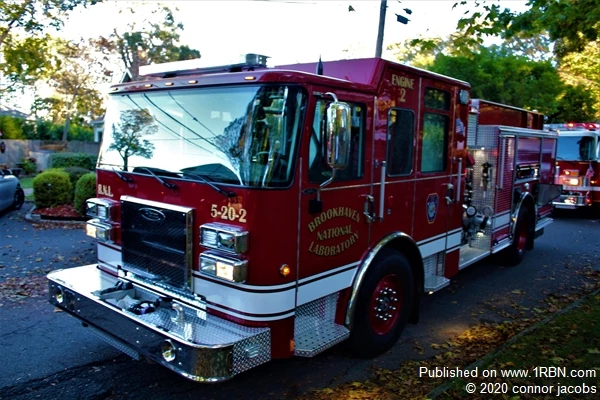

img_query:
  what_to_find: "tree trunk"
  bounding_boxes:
[62,112,71,141]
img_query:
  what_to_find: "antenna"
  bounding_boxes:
[316,55,323,76]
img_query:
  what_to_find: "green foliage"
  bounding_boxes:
[0,115,95,140]
[20,158,36,175]
[0,115,24,139]
[0,1,99,92]
[548,85,597,123]
[48,39,108,141]
[62,166,91,196]
[427,45,563,116]
[559,41,600,120]
[33,169,72,208]
[74,172,96,216]
[108,109,156,171]
[453,0,600,58]
[51,152,97,170]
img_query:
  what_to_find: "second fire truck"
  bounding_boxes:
[545,123,600,212]
[47,55,559,381]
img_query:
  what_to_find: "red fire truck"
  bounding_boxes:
[47,55,559,382]
[544,123,600,211]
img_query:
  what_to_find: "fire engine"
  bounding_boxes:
[47,54,559,382]
[544,123,600,211]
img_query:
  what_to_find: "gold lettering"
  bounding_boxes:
[309,232,359,257]
[391,74,414,89]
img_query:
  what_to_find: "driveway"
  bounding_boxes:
[0,205,598,400]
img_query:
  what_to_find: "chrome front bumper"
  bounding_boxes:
[47,265,270,382]
[552,193,591,209]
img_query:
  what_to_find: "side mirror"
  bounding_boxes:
[311,93,353,213]
[325,95,352,171]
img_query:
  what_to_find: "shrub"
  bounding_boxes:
[51,152,97,170]
[63,166,90,196]
[74,173,96,215]
[33,169,72,208]
[0,116,24,139]
[21,157,37,175]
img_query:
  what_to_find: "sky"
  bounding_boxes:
[5,0,530,112]
[59,0,530,69]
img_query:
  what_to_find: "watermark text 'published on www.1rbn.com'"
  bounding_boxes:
[419,366,598,397]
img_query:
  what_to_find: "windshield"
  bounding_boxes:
[556,135,599,161]
[97,85,306,188]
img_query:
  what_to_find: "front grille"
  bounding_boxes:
[121,196,193,290]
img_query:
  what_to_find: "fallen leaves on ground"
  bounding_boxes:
[297,267,600,400]
[0,275,47,303]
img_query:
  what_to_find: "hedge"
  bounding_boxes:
[63,166,91,196]
[51,152,97,170]
[33,170,72,208]
[74,173,97,216]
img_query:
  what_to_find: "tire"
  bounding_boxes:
[349,249,414,358]
[12,187,25,210]
[504,207,530,266]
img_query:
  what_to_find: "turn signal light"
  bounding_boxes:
[279,264,291,277]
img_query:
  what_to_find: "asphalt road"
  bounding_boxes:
[0,204,598,400]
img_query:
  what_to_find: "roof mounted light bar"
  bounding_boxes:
[139,54,270,78]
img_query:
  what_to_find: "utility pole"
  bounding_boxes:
[375,0,387,58]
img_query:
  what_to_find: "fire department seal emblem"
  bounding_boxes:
[426,193,438,224]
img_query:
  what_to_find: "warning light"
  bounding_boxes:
[280,264,292,277]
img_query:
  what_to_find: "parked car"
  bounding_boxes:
[0,169,25,212]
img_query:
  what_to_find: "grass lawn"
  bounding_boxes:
[19,176,34,189]
[294,288,600,400]
[440,293,600,399]
[20,176,35,201]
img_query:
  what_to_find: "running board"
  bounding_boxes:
[294,293,349,357]
[536,217,553,231]
[424,275,450,293]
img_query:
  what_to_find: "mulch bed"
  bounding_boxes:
[31,204,88,221]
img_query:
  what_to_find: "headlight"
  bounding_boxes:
[200,252,247,283]
[564,177,580,186]
[97,204,108,219]
[86,198,116,221]
[86,219,113,242]
[200,223,248,254]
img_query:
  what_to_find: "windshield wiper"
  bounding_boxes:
[114,170,134,183]
[182,172,236,198]
[136,167,178,190]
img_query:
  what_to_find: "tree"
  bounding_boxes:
[558,41,600,120]
[547,85,597,122]
[453,0,600,58]
[0,0,99,92]
[94,4,200,80]
[108,109,157,171]
[424,45,564,116]
[43,39,107,140]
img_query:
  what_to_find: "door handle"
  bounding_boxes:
[362,195,375,223]
[444,183,454,205]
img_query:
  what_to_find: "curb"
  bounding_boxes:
[426,287,600,399]
[24,205,87,226]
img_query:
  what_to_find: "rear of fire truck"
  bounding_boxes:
[545,123,600,210]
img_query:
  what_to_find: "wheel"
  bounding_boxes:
[12,187,25,210]
[349,249,414,358]
[503,207,531,266]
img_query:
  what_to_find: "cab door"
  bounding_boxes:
[413,81,462,284]
[296,91,373,307]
